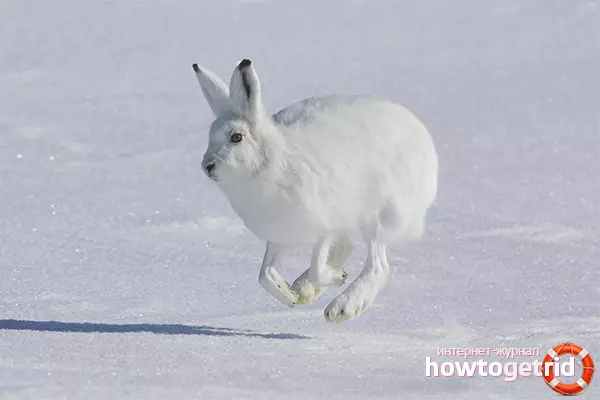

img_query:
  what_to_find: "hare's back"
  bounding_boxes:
[273,94,429,144]
[274,94,437,215]
[273,94,433,164]
[274,94,408,126]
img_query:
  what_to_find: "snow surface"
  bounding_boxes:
[1,0,599,399]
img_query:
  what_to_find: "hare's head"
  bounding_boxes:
[192,59,276,184]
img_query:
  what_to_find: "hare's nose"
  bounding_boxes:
[205,161,216,174]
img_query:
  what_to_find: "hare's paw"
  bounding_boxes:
[333,267,349,286]
[291,269,328,305]
[308,265,348,288]
[258,266,299,307]
[323,274,383,323]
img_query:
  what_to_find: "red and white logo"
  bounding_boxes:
[543,342,595,396]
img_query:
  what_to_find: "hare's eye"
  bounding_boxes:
[230,132,243,143]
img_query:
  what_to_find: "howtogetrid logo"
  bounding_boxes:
[426,342,595,396]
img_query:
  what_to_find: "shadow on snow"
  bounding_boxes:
[0,319,310,340]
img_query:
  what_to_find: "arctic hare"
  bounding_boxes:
[192,59,437,323]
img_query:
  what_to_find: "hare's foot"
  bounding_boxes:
[308,264,348,288]
[258,242,299,307]
[292,269,329,305]
[293,233,353,305]
[259,266,299,307]
[324,273,385,322]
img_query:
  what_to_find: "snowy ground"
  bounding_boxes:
[1,0,599,399]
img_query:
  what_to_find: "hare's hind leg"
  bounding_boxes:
[258,242,299,307]
[292,232,353,305]
[324,220,390,323]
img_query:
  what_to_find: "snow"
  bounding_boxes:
[1,0,599,399]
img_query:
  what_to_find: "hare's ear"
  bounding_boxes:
[192,64,231,117]
[229,59,262,121]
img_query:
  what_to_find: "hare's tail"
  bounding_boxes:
[375,201,431,243]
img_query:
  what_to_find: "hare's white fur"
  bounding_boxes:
[192,59,437,322]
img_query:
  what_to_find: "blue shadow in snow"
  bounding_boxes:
[0,319,310,340]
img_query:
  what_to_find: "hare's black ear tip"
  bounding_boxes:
[239,59,252,68]
[192,63,200,73]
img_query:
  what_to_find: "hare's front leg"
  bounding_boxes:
[292,232,353,304]
[306,234,350,288]
[258,242,299,307]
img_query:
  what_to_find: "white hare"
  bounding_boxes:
[192,59,438,323]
